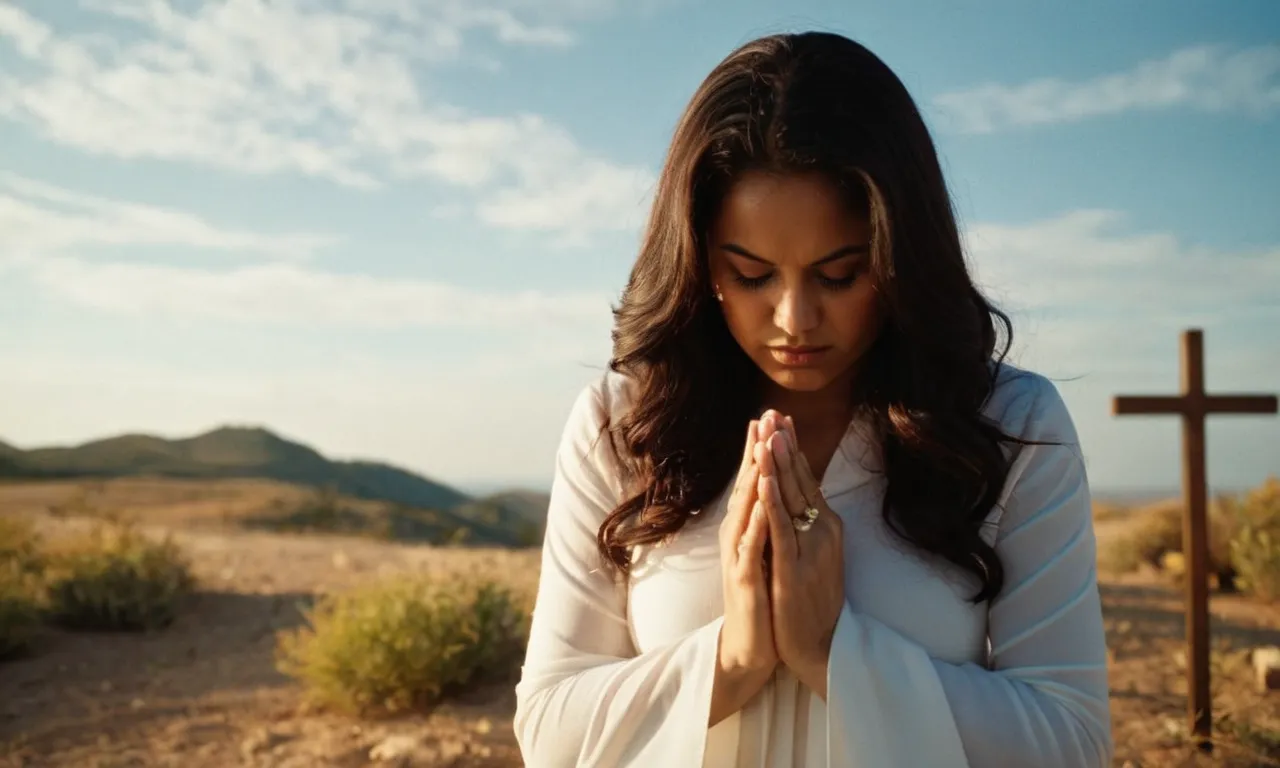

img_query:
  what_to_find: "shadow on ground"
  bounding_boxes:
[0,588,315,750]
[1100,582,1280,649]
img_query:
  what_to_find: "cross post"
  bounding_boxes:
[1112,328,1277,751]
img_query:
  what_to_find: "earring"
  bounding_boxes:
[714,284,724,302]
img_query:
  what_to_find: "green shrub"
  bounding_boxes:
[275,572,530,717]
[0,517,46,660]
[0,560,44,661]
[0,516,45,575]
[1228,477,1280,601]
[43,522,195,631]
[1100,497,1237,586]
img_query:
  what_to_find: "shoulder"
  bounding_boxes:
[557,368,640,491]
[562,368,638,441]
[981,360,1080,447]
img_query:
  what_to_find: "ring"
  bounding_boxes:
[792,506,820,532]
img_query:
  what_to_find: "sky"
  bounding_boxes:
[0,0,1277,497]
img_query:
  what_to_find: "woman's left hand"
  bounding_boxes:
[754,413,845,700]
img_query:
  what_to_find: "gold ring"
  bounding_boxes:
[792,506,820,532]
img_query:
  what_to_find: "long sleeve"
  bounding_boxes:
[513,377,725,767]
[824,377,1113,767]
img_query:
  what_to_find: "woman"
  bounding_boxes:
[514,31,1112,767]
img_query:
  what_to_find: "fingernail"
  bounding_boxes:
[775,434,789,459]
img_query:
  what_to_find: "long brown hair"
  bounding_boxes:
[599,31,1027,603]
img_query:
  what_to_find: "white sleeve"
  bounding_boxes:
[823,379,1113,767]
[514,379,725,768]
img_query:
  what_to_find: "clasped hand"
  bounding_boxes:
[717,410,845,700]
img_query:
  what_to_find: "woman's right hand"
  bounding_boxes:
[710,418,777,726]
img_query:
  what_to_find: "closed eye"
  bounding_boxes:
[721,242,868,292]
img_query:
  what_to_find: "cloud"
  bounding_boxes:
[934,44,1280,133]
[21,256,615,331]
[0,173,616,334]
[962,209,1280,378]
[966,209,1280,314]
[0,173,334,260]
[0,1,654,241]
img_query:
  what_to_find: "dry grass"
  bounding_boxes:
[3,478,1280,767]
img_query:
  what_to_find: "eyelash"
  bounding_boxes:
[729,271,858,291]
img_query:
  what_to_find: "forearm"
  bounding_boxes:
[708,634,774,726]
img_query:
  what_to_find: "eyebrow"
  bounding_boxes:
[720,243,870,266]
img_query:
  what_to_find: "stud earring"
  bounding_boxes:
[714,284,724,302]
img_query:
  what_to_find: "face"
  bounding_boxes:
[707,170,883,394]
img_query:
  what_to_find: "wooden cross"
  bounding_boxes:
[1112,328,1277,751]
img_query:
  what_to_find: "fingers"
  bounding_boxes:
[793,446,825,507]
[771,431,808,517]
[738,419,760,473]
[727,461,760,542]
[753,437,776,478]
[736,499,770,572]
[758,474,797,565]
[725,420,760,534]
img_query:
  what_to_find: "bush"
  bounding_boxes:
[0,516,45,575]
[0,560,44,661]
[43,522,195,631]
[275,572,531,717]
[0,517,46,660]
[1228,477,1280,601]
[1099,497,1237,586]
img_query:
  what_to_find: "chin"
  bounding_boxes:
[762,367,835,392]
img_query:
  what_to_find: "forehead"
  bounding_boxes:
[709,170,870,259]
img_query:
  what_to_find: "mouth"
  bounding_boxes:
[768,345,832,366]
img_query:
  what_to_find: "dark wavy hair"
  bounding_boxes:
[598,31,1030,603]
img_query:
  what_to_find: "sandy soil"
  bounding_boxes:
[2,479,1280,767]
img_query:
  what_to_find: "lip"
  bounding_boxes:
[768,345,831,366]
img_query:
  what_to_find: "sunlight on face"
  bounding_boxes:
[707,170,883,394]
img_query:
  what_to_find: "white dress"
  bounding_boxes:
[513,364,1113,767]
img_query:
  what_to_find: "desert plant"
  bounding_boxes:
[0,560,44,661]
[0,516,45,575]
[275,572,531,717]
[1228,476,1280,601]
[43,521,195,631]
[0,517,47,660]
[1099,497,1237,586]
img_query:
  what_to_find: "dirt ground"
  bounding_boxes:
[3,479,1280,767]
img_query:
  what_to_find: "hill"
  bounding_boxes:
[2,426,471,519]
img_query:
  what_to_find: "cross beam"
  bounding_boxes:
[1112,329,1278,752]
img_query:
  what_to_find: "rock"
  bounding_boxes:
[1253,646,1280,692]
[370,734,420,763]
[438,738,468,760]
[241,727,291,758]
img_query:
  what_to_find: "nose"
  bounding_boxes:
[774,282,820,338]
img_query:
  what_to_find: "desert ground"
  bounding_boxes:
[3,478,1280,767]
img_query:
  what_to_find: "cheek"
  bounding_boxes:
[721,295,767,336]
[828,289,882,346]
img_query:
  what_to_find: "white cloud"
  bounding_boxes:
[0,1,654,241]
[934,44,1280,133]
[0,173,616,333]
[21,256,614,331]
[0,173,334,259]
[966,209,1280,314]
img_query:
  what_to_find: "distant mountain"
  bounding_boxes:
[453,488,551,541]
[1,426,471,515]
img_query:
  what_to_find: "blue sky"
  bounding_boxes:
[1,0,1277,496]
